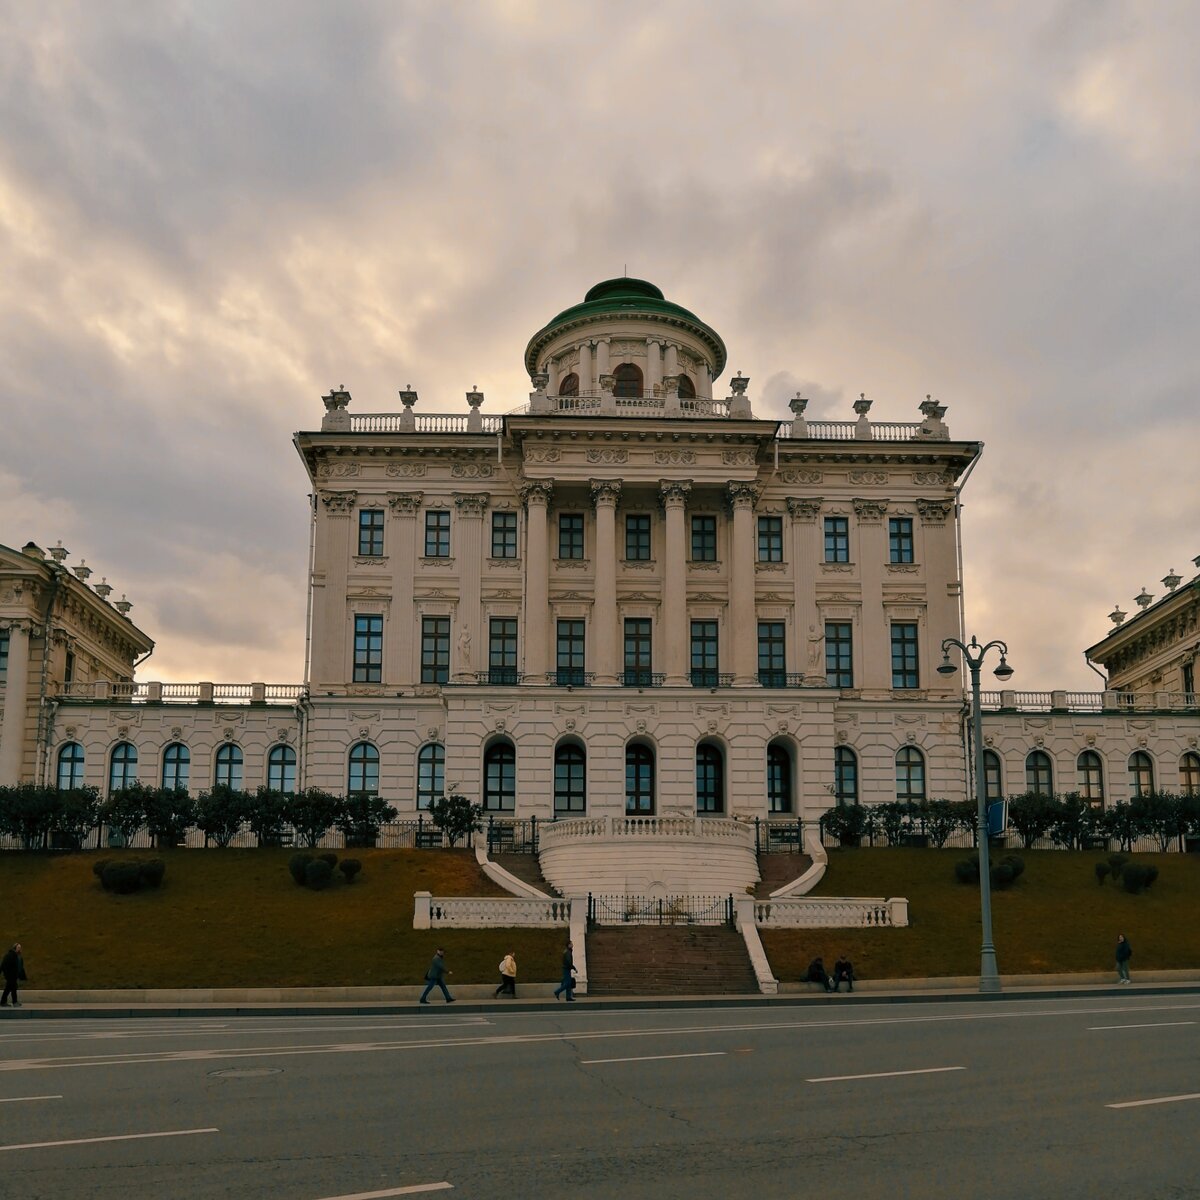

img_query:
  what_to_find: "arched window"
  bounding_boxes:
[162,743,190,791]
[348,741,379,796]
[767,743,792,814]
[1025,750,1053,797]
[483,740,516,812]
[1181,752,1200,797]
[57,742,85,790]
[1129,751,1154,798]
[558,372,579,397]
[267,744,297,793]
[416,742,444,810]
[983,750,1003,804]
[696,743,725,814]
[677,374,696,399]
[613,363,643,399]
[1077,750,1104,808]
[625,743,655,815]
[834,746,858,806]
[214,743,244,790]
[895,746,926,802]
[554,743,586,814]
[108,742,137,794]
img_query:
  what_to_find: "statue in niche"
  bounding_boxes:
[457,626,472,669]
[806,624,825,671]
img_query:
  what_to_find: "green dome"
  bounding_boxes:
[525,277,727,379]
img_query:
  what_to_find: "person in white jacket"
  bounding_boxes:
[494,951,517,998]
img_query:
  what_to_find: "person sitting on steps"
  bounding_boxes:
[832,955,855,992]
[805,955,833,992]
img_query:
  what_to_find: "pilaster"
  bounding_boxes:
[0,621,31,785]
[522,482,553,679]
[453,492,489,679]
[728,482,760,686]
[591,480,622,684]
[660,481,692,685]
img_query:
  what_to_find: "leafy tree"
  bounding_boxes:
[337,793,398,846]
[920,800,961,849]
[194,784,251,848]
[101,786,148,843]
[283,788,344,848]
[1006,792,1056,848]
[874,801,910,846]
[140,785,196,847]
[1049,793,1094,850]
[427,792,483,847]
[1132,791,1187,852]
[0,784,62,848]
[949,800,978,846]
[1098,804,1141,853]
[820,803,867,845]
[249,786,292,845]
[54,786,102,847]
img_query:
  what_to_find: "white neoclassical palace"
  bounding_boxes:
[2,277,1198,891]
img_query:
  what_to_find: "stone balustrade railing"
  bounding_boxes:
[413,892,573,929]
[55,681,305,705]
[752,896,909,928]
[777,420,927,441]
[978,690,1197,713]
[538,815,757,850]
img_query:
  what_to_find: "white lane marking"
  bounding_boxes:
[0,1020,487,1046]
[808,1066,966,1083]
[313,1184,453,1198]
[1088,1021,1196,1031]
[0,1095,61,1104]
[582,1051,726,1065]
[1107,1093,1200,1110]
[0,1127,219,1153]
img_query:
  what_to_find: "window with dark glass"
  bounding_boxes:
[358,508,385,556]
[696,743,725,813]
[835,746,858,805]
[1077,750,1104,808]
[625,514,651,561]
[824,516,849,563]
[421,617,450,684]
[64,649,75,685]
[983,749,1003,803]
[558,372,579,396]
[1129,751,1154,798]
[483,741,516,811]
[353,614,383,683]
[888,517,914,564]
[0,629,8,678]
[626,743,654,814]
[613,363,643,398]
[267,744,296,793]
[108,741,137,793]
[690,620,719,687]
[1181,752,1200,797]
[214,743,243,790]
[891,623,919,689]
[424,509,450,557]
[758,515,783,562]
[825,622,853,688]
[1026,750,1053,797]
[554,743,586,814]
[758,621,786,686]
[558,512,584,559]
[491,511,517,559]
[348,741,379,795]
[691,515,717,562]
[488,618,519,684]
[623,618,653,686]
[162,743,190,791]
[1184,661,1196,700]
[57,741,84,790]
[556,619,585,686]
[677,374,696,399]
[767,743,792,813]
[895,746,926,802]
[417,743,444,810]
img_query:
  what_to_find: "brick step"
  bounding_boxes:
[492,853,558,895]
[586,927,758,996]
[755,853,813,898]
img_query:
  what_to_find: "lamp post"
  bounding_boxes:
[938,635,1013,993]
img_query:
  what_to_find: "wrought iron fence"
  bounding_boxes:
[587,892,734,927]
[755,818,807,854]
[485,817,540,855]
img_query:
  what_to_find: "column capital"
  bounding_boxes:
[453,492,490,517]
[726,481,760,511]
[787,497,822,521]
[520,480,554,508]
[589,479,622,507]
[319,490,358,515]
[916,498,953,525]
[387,491,424,516]
[659,480,692,508]
[852,498,889,523]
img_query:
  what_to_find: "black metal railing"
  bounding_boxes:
[587,892,735,927]
[553,668,593,687]
[689,670,735,688]
[621,670,665,688]
[757,670,808,688]
[755,817,807,853]
[485,816,540,855]
[477,668,522,686]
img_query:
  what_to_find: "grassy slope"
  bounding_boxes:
[760,847,1200,980]
[0,849,566,989]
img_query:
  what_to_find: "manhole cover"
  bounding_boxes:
[207,1067,283,1079]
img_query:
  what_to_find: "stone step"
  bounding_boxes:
[586,926,759,995]
[754,852,813,898]
[492,853,558,895]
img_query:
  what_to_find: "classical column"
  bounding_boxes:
[645,339,663,394]
[590,480,622,684]
[660,481,692,685]
[854,498,889,691]
[314,490,357,687]
[547,357,560,394]
[787,497,823,677]
[0,621,31,785]
[728,482,760,686]
[578,343,593,393]
[664,343,679,378]
[596,337,611,378]
[453,492,489,680]
[521,482,553,680]
[387,492,422,685]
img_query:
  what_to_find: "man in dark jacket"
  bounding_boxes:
[1,943,26,1007]
[1115,934,1133,984]
[805,956,833,991]
[554,941,577,1001]
[419,948,455,1004]
[832,955,855,992]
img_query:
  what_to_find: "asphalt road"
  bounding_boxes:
[1,995,1199,1199]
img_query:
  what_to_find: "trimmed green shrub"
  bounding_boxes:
[92,858,112,879]
[138,859,166,888]
[317,852,338,868]
[1108,853,1130,880]
[1002,854,1025,881]
[288,853,314,886]
[954,858,978,884]
[820,803,867,845]
[1095,862,1111,885]
[304,860,333,891]
[1122,864,1159,894]
[992,862,1016,888]
[339,859,362,883]
[101,861,143,894]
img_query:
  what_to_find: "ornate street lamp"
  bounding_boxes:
[938,636,1014,993]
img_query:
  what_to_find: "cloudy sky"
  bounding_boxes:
[2,1,1197,690]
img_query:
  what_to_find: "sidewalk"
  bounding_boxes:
[6,971,1200,1018]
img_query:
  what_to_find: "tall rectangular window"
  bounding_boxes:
[488,618,519,684]
[64,649,75,685]
[757,515,783,562]
[424,510,450,558]
[491,511,517,559]
[420,617,450,684]
[891,622,920,689]
[358,508,385,556]
[690,620,719,687]
[0,629,8,680]
[1184,661,1196,700]
[824,516,849,563]
[691,515,717,561]
[623,618,653,687]
[625,514,651,561]
[558,513,584,559]
[825,621,853,688]
[888,517,914,564]
[556,619,586,686]
[758,621,786,687]
[353,614,383,682]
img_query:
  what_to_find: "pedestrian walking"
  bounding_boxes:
[1115,933,1133,984]
[554,940,577,1001]
[1,943,26,1008]
[494,951,517,998]
[419,948,455,1004]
